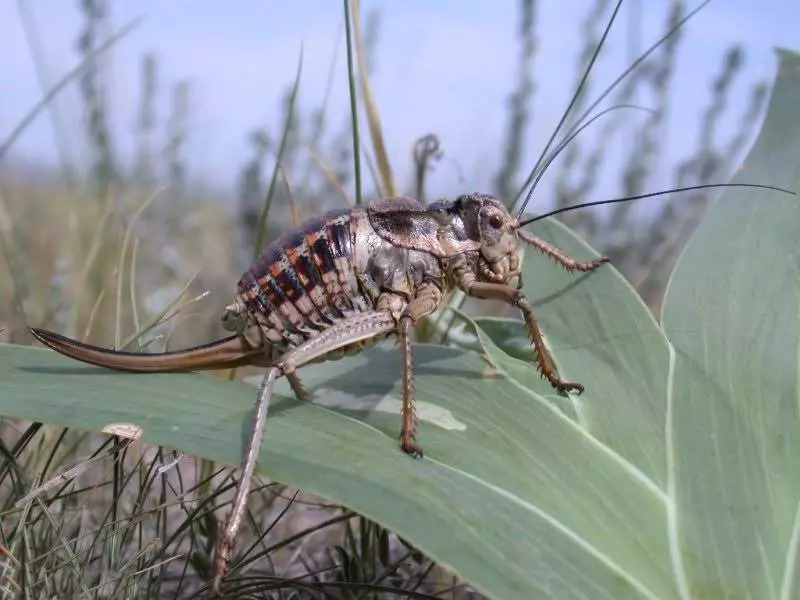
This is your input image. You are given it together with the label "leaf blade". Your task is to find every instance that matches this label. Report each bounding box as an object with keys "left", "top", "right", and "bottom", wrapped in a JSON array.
[
  {"left": 518, "top": 218, "right": 672, "bottom": 489},
  {"left": 2, "top": 342, "right": 677, "bottom": 599},
  {"left": 661, "top": 48, "right": 800, "bottom": 598}
]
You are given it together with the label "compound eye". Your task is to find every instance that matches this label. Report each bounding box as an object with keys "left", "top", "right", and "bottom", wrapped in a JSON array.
[{"left": 488, "top": 213, "right": 503, "bottom": 229}]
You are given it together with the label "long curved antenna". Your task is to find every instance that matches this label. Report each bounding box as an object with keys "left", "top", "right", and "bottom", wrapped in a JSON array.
[
  {"left": 526, "top": 104, "right": 654, "bottom": 201},
  {"left": 562, "top": 0, "right": 710, "bottom": 151},
  {"left": 517, "top": 183, "right": 796, "bottom": 227},
  {"left": 511, "top": 0, "right": 625, "bottom": 217},
  {"left": 514, "top": 0, "right": 712, "bottom": 219}
]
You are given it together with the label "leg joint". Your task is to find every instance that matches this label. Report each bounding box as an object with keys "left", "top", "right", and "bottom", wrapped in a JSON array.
[{"left": 511, "top": 290, "right": 530, "bottom": 310}]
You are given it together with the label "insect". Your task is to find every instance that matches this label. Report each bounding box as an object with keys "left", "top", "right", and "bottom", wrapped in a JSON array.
[
  {"left": 29, "top": 192, "right": 609, "bottom": 591},
  {"left": 26, "top": 0, "right": 793, "bottom": 593}
]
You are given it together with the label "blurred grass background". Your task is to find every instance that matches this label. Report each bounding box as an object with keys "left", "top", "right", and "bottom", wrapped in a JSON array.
[{"left": 0, "top": 0, "right": 786, "bottom": 596}]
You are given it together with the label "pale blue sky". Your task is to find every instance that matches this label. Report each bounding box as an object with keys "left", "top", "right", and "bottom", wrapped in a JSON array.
[{"left": 1, "top": 0, "right": 796, "bottom": 203}]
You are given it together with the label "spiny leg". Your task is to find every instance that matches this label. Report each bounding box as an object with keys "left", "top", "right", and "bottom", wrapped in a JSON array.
[
  {"left": 213, "top": 365, "right": 279, "bottom": 593},
  {"left": 212, "top": 311, "right": 396, "bottom": 593},
  {"left": 398, "top": 316, "right": 419, "bottom": 456},
  {"left": 213, "top": 371, "right": 307, "bottom": 590},
  {"left": 517, "top": 229, "right": 609, "bottom": 272},
  {"left": 395, "top": 282, "right": 443, "bottom": 458},
  {"left": 456, "top": 276, "right": 583, "bottom": 394},
  {"left": 518, "top": 297, "right": 583, "bottom": 394}
]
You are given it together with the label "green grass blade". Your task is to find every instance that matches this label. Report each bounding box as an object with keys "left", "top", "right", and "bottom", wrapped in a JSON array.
[
  {"left": 252, "top": 49, "right": 304, "bottom": 259},
  {"left": 350, "top": 0, "right": 395, "bottom": 198},
  {"left": 114, "top": 188, "right": 164, "bottom": 349},
  {"left": 343, "top": 0, "right": 363, "bottom": 206},
  {"left": 0, "top": 17, "right": 142, "bottom": 159}
]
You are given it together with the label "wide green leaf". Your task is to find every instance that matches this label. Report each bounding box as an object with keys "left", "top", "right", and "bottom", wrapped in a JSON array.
[
  {"left": 2, "top": 341, "right": 673, "bottom": 600},
  {"left": 506, "top": 214, "right": 672, "bottom": 489},
  {"left": 660, "top": 48, "right": 800, "bottom": 599}
]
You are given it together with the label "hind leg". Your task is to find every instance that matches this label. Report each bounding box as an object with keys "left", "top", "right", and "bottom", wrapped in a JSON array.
[
  {"left": 213, "top": 366, "right": 279, "bottom": 593},
  {"left": 212, "top": 311, "right": 396, "bottom": 594}
]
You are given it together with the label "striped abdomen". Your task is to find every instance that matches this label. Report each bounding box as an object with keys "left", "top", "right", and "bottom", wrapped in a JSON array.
[{"left": 237, "top": 208, "right": 375, "bottom": 348}]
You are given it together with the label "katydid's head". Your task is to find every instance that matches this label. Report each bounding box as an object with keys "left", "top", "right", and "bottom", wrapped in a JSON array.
[{"left": 449, "top": 192, "right": 548, "bottom": 287}]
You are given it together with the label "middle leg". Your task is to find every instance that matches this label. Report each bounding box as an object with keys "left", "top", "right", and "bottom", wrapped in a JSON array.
[{"left": 392, "top": 281, "right": 443, "bottom": 458}]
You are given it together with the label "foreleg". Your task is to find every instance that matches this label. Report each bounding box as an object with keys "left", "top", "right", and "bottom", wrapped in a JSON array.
[{"left": 517, "top": 228, "right": 608, "bottom": 272}]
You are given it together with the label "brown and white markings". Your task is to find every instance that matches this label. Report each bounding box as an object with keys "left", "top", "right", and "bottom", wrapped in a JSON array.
[{"left": 29, "top": 192, "right": 608, "bottom": 592}]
